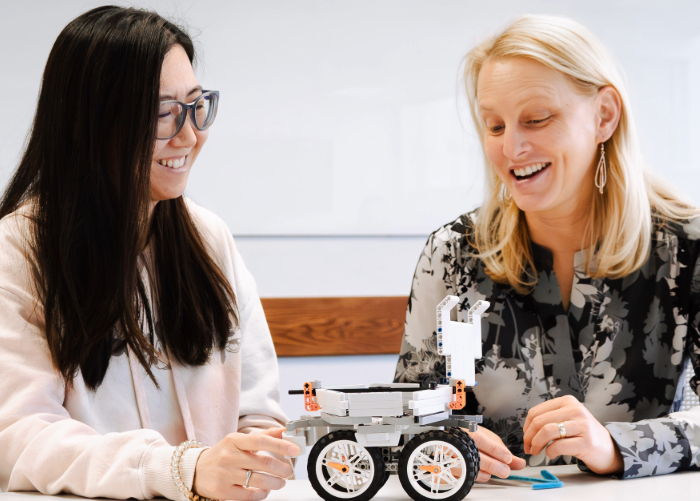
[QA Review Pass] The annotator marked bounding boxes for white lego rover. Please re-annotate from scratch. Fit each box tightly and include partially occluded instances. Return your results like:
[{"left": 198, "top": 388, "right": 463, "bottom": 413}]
[{"left": 283, "top": 296, "right": 489, "bottom": 501}]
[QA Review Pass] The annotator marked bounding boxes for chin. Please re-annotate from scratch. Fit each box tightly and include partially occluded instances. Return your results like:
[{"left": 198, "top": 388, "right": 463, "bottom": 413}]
[
  {"left": 512, "top": 195, "right": 556, "bottom": 213},
  {"left": 152, "top": 190, "right": 186, "bottom": 203}
]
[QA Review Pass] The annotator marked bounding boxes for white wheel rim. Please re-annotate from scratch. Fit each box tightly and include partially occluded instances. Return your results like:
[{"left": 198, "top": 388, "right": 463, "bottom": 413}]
[
  {"left": 406, "top": 439, "right": 467, "bottom": 499},
  {"left": 315, "top": 438, "right": 376, "bottom": 499}
]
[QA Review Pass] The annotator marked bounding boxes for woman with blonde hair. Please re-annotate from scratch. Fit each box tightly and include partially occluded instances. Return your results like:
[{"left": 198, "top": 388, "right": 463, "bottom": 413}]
[{"left": 395, "top": 14, "right": 700, "bottom": 482}]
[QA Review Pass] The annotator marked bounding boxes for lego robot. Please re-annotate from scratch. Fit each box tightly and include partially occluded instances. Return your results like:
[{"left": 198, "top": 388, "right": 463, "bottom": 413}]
[{"left": 283, "top": 296, "right": 489, "bottom": 501}]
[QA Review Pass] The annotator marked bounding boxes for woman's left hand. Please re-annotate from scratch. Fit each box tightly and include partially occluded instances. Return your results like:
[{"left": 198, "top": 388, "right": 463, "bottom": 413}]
[{"left": 522, "top": 395, "right": 624, "bottom": 475}]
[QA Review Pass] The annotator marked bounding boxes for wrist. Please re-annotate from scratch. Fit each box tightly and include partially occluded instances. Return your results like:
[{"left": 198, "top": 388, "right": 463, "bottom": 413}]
[
  {"left": 585, "top": 438, "right": 624, "bottom": 475},
  {"left": 173, "top": 440, "right": 217, "bottom": 501},
  {"left": 609, "top": 442, "right": 624, "bottom": 474}
]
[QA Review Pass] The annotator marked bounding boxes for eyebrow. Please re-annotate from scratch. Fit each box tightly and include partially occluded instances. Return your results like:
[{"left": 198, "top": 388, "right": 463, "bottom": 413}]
[
  {"left": 479, "top": 95, "right": 556, "bottom": 115},
  {"left": 159, "top": 85, "right": 203, "bottom": 101}
]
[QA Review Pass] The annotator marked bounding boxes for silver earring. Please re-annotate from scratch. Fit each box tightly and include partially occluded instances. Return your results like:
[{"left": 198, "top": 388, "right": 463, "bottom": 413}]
[
  {"left": 501, "top": 184, "right": 512, "bottom": 202},
  {"left": 595, "top": 143, "right": 607, "bottom": 194}
]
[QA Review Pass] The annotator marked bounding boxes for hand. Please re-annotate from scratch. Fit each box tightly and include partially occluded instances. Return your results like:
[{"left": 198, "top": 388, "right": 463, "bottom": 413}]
[
  {"left": 522, "top": 395, "right": 624, "bottom": 475},
  {"left": 465, "top": 426, "right": 526, "bottom": 482},
  {"left": 193, "top": 427, "right": 300, "bottom": 500}
]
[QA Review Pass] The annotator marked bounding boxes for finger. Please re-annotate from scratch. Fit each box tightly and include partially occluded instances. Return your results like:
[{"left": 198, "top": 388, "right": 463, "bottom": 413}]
[
  {"left": 542, "top": 436, "right": 587, "bottom": 460},
  {"left": 523, "top": 408, "right": 577, "bottom": 454},
  {"left": 523, "top": 395, "right": 579, "bottom": 434},
  {"left": 530, "top": 420, "right": 581, "bottom": 457},
  {"left": 235, "top": 470, "right": 286, "bottom": 491},
  {"left": 230, "top": 433, "right": 300, "bottom": 457},
  {"left": 476, "top": 471, "right": 491, "bottom": 483},
  {"left": 231, "top": 452, "right": 294, "bottom": 479},
  {"left": 226, "top": 485, "right": 270, "bottom": 501},
  {"left": 508, "top": 455, "right": 527, "bottom": 470},
  {"left": 466, "top": 426, "right": 505, "bottom": 446},
  {"left": 478, "top": 452, "right": 512, "bottom": 479},
  {"left": 259, "top": 427, "right": 286, "bottom": 440},
  {"left": 470, "top": 431, "right": 514, "bottom": 464}
]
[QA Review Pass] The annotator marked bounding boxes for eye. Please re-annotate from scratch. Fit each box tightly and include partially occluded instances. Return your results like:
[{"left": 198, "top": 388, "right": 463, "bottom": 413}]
[
  {"left": 486, "top": 124, "right": 504, "bottom": 134},
  {"left": 528, "top": 116, "right": 551, "bottom": 125}
]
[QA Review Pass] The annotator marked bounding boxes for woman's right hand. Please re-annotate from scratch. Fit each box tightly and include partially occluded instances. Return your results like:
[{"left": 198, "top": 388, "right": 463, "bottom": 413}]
[
  {"left": 467, "top": 426, "right": 526, "bottom": 482},
  {"left": 192, "top": 428, "right": 300, "bottom": 500}
]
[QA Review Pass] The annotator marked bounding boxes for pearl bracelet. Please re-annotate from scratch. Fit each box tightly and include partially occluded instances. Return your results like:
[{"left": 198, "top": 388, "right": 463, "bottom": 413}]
[{"left": 171, "top": 440, "right": 218, "bottom": 501}]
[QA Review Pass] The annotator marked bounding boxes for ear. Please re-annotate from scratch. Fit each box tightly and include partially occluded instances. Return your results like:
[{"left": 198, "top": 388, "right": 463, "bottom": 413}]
[{"left": 595, "top": 86, "right": 622, "bottom": 144}]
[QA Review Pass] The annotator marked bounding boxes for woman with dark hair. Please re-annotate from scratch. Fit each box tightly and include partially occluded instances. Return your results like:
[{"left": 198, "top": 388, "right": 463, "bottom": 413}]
[{"left": 0, "top": 6, "right": 298, "bottom": 501}]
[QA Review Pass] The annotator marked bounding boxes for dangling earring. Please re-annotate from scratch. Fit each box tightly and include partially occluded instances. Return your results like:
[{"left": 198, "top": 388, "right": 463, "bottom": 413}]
[
  {"left": 595, "top": 143, "right": 607, "bottom": 195},
  {"left": 501, "top": 184, "right": 512, "bottom": 202}
]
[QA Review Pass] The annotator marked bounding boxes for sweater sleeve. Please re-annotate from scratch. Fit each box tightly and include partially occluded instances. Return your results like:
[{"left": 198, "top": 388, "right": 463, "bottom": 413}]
[
  {"left": 0, "top": 213, "right": 202, "bottom": 500},
  {"left": 222, "top": 227, "right": 288, "bottom": 434},
  {"left": 393, "top": 231, "right": 455, "bottom": 385},
  {"left": 601, "top": 249, "right": 700, "bottom": 479}
]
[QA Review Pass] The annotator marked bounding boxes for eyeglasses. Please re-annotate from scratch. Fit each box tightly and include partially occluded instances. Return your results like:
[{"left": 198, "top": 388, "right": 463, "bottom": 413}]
[{"left": 157, "top": 90, "right": 219, "bottom": 140}]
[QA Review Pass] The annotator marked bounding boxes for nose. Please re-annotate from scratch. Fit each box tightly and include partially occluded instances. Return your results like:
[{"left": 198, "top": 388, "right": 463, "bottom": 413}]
[
  {"left": 502, "top": 124, "right": 532, "bottom": 161},
  {"left": 170, "top": 113, "right": 197, "bottom": 149}
]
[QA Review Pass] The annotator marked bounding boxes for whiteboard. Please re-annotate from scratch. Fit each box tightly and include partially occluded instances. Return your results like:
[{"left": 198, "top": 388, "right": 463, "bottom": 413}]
[{"left": 2, "top": 0, "right": 700, "bottom": 235}]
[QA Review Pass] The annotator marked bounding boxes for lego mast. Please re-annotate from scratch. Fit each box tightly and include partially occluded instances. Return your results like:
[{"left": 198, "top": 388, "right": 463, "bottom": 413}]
[{"left": 436, "top": 296, "right": 489, "bottom": 386}]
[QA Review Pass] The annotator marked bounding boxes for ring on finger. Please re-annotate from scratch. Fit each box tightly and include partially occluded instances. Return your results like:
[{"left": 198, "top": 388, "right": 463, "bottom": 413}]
[
  {"left": 244, "top": 470, "right": 253, "bottom": 489},
  {"left": 557, "top": 422, "right": 566, "bottom": 439}
]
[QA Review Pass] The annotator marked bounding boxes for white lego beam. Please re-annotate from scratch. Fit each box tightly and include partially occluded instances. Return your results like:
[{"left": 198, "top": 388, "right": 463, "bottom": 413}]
[{"left": 436, "top": 295, "right": 489, "bottom": 386}]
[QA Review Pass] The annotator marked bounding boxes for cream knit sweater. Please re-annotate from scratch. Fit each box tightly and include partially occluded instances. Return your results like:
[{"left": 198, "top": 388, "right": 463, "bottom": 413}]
[{"left": 0, "top": 199, "right": 287, "bottom": 499}]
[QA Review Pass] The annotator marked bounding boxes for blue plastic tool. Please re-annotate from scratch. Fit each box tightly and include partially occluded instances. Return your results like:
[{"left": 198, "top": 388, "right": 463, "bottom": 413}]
[{"left": 504, "top": 469, "right": 563, "bottom": 489}]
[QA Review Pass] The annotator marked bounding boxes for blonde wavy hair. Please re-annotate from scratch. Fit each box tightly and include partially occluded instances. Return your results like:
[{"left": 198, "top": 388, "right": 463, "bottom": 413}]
[{"left": 464, "top": 14, "right": 698, "bottom": 293}]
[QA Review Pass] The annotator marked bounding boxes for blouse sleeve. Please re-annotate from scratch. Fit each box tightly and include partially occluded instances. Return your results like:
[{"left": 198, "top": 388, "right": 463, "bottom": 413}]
[
  {"left": 394, "top": 230, "right": 458, "bottom": 385},
  {"left": 601, "top": 250, "right": 700, "bottom": 478}
]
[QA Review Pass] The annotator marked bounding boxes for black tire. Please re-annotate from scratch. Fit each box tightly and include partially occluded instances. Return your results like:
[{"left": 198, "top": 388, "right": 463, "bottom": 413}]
[
  {"left": 398, "top": 428, "right": 479, "bottom": 501},
  {"left": 380, "top": 470, "right": 391, "bottom": 488},
  {"left": 448, "top": 427, "right": 480, "bottom": 479},
  {"left": 307, "top": 430, "right": 386, "bottom": 501}
]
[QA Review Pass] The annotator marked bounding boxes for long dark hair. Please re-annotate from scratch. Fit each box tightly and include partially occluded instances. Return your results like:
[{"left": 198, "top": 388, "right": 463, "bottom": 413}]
[{"left": 0, "top": 6, "right": 238, "bottom": 390}]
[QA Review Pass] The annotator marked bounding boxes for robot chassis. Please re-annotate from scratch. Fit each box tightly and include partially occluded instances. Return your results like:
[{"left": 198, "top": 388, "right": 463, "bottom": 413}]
[{"left": 283, "top": 296, "right": 489, "bottom": 501}]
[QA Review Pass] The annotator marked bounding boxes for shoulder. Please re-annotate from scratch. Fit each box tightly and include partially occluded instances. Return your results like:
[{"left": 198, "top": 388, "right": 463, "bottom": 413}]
[
  {"left": 423, "top": 209, "right": 478, "bottom": 257},
  {"left": 674, "top": 216, "right": 700, "bottom": 242},
  {"left": 184, "top": 197, "right": 236, "bottom": 260},
  {"left": 653, "top": 214, "right": 700, "bottom": 253},
  {"left": 185, "top": 197, "right": 230, "bottom": 240},
  {"left": 0, "top": 203, "right": 38, "bottom": 301},
  {"left": 0, "top": 203, "right": 35, "bottom": 259},
  {"left": 183, "top": 197, "right": 258, "bottom": 299}
]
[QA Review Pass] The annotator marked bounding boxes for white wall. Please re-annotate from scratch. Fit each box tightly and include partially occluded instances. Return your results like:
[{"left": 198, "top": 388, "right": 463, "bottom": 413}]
[{"left": 4, "top": 0, "right": 700, "bottom": 478}]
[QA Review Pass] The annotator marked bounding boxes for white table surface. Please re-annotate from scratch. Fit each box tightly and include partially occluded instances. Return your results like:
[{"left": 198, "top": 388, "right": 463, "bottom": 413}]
[{"left": 2, "top": 465, "right": 699, "bottom": 501}]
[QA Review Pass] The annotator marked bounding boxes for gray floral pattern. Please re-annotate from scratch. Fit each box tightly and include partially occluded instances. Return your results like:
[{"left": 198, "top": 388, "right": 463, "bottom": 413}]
[{"left": 394, "top": 211, "right": 700, "bottom": 478}]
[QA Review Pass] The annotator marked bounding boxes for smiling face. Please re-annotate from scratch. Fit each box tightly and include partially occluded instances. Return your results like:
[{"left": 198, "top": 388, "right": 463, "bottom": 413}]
[
  {"left": 151, "top": 44, "right": 208, "bottom": 208},
  {"left": 477, "top": 57, "right": 605, "bottom": 218}
]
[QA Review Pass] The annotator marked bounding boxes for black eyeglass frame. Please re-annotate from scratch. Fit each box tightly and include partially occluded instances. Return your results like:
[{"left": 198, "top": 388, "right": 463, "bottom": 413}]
[{"left": 156, "top": 90, "right": 220, "bottom": 140}]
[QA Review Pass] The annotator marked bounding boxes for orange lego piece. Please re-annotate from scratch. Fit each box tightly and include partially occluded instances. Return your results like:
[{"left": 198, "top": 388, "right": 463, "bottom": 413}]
[
  {"left": 303, "top": 381, "right": 321, "bottom": 412},
  {"left": 418, "top": 465, "right": 442, "bottom": 474},
  {"left": 326, "top": 462, "right": 350, "bottom": 473},
  {"left": 448, "top": 379, "right": 466, "bottom": 410}
]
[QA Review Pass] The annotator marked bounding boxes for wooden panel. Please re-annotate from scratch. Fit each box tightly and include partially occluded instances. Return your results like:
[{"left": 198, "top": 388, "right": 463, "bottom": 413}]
[{"left": 261, "top": 297, "right": 408, "bottom": 357}]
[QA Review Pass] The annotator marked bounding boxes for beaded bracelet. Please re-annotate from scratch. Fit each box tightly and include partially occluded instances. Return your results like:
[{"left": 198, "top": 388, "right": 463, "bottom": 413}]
[{"left": 171, "top": 440, "right": 219, "bottom": 501}]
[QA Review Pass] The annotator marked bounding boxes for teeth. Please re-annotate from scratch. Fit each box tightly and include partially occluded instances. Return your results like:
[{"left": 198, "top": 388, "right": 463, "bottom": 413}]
[
  {"left": 157, "top": 156, "right": 186, "bottom": 168},
  {"left": 514, "top": 162, "right": 548, "bottom": 178}
]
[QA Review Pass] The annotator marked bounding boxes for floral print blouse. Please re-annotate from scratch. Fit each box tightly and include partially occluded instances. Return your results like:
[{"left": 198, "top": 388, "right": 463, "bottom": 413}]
[{"left": 394, "top": 211, "right": 700, "bottom": 478}]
